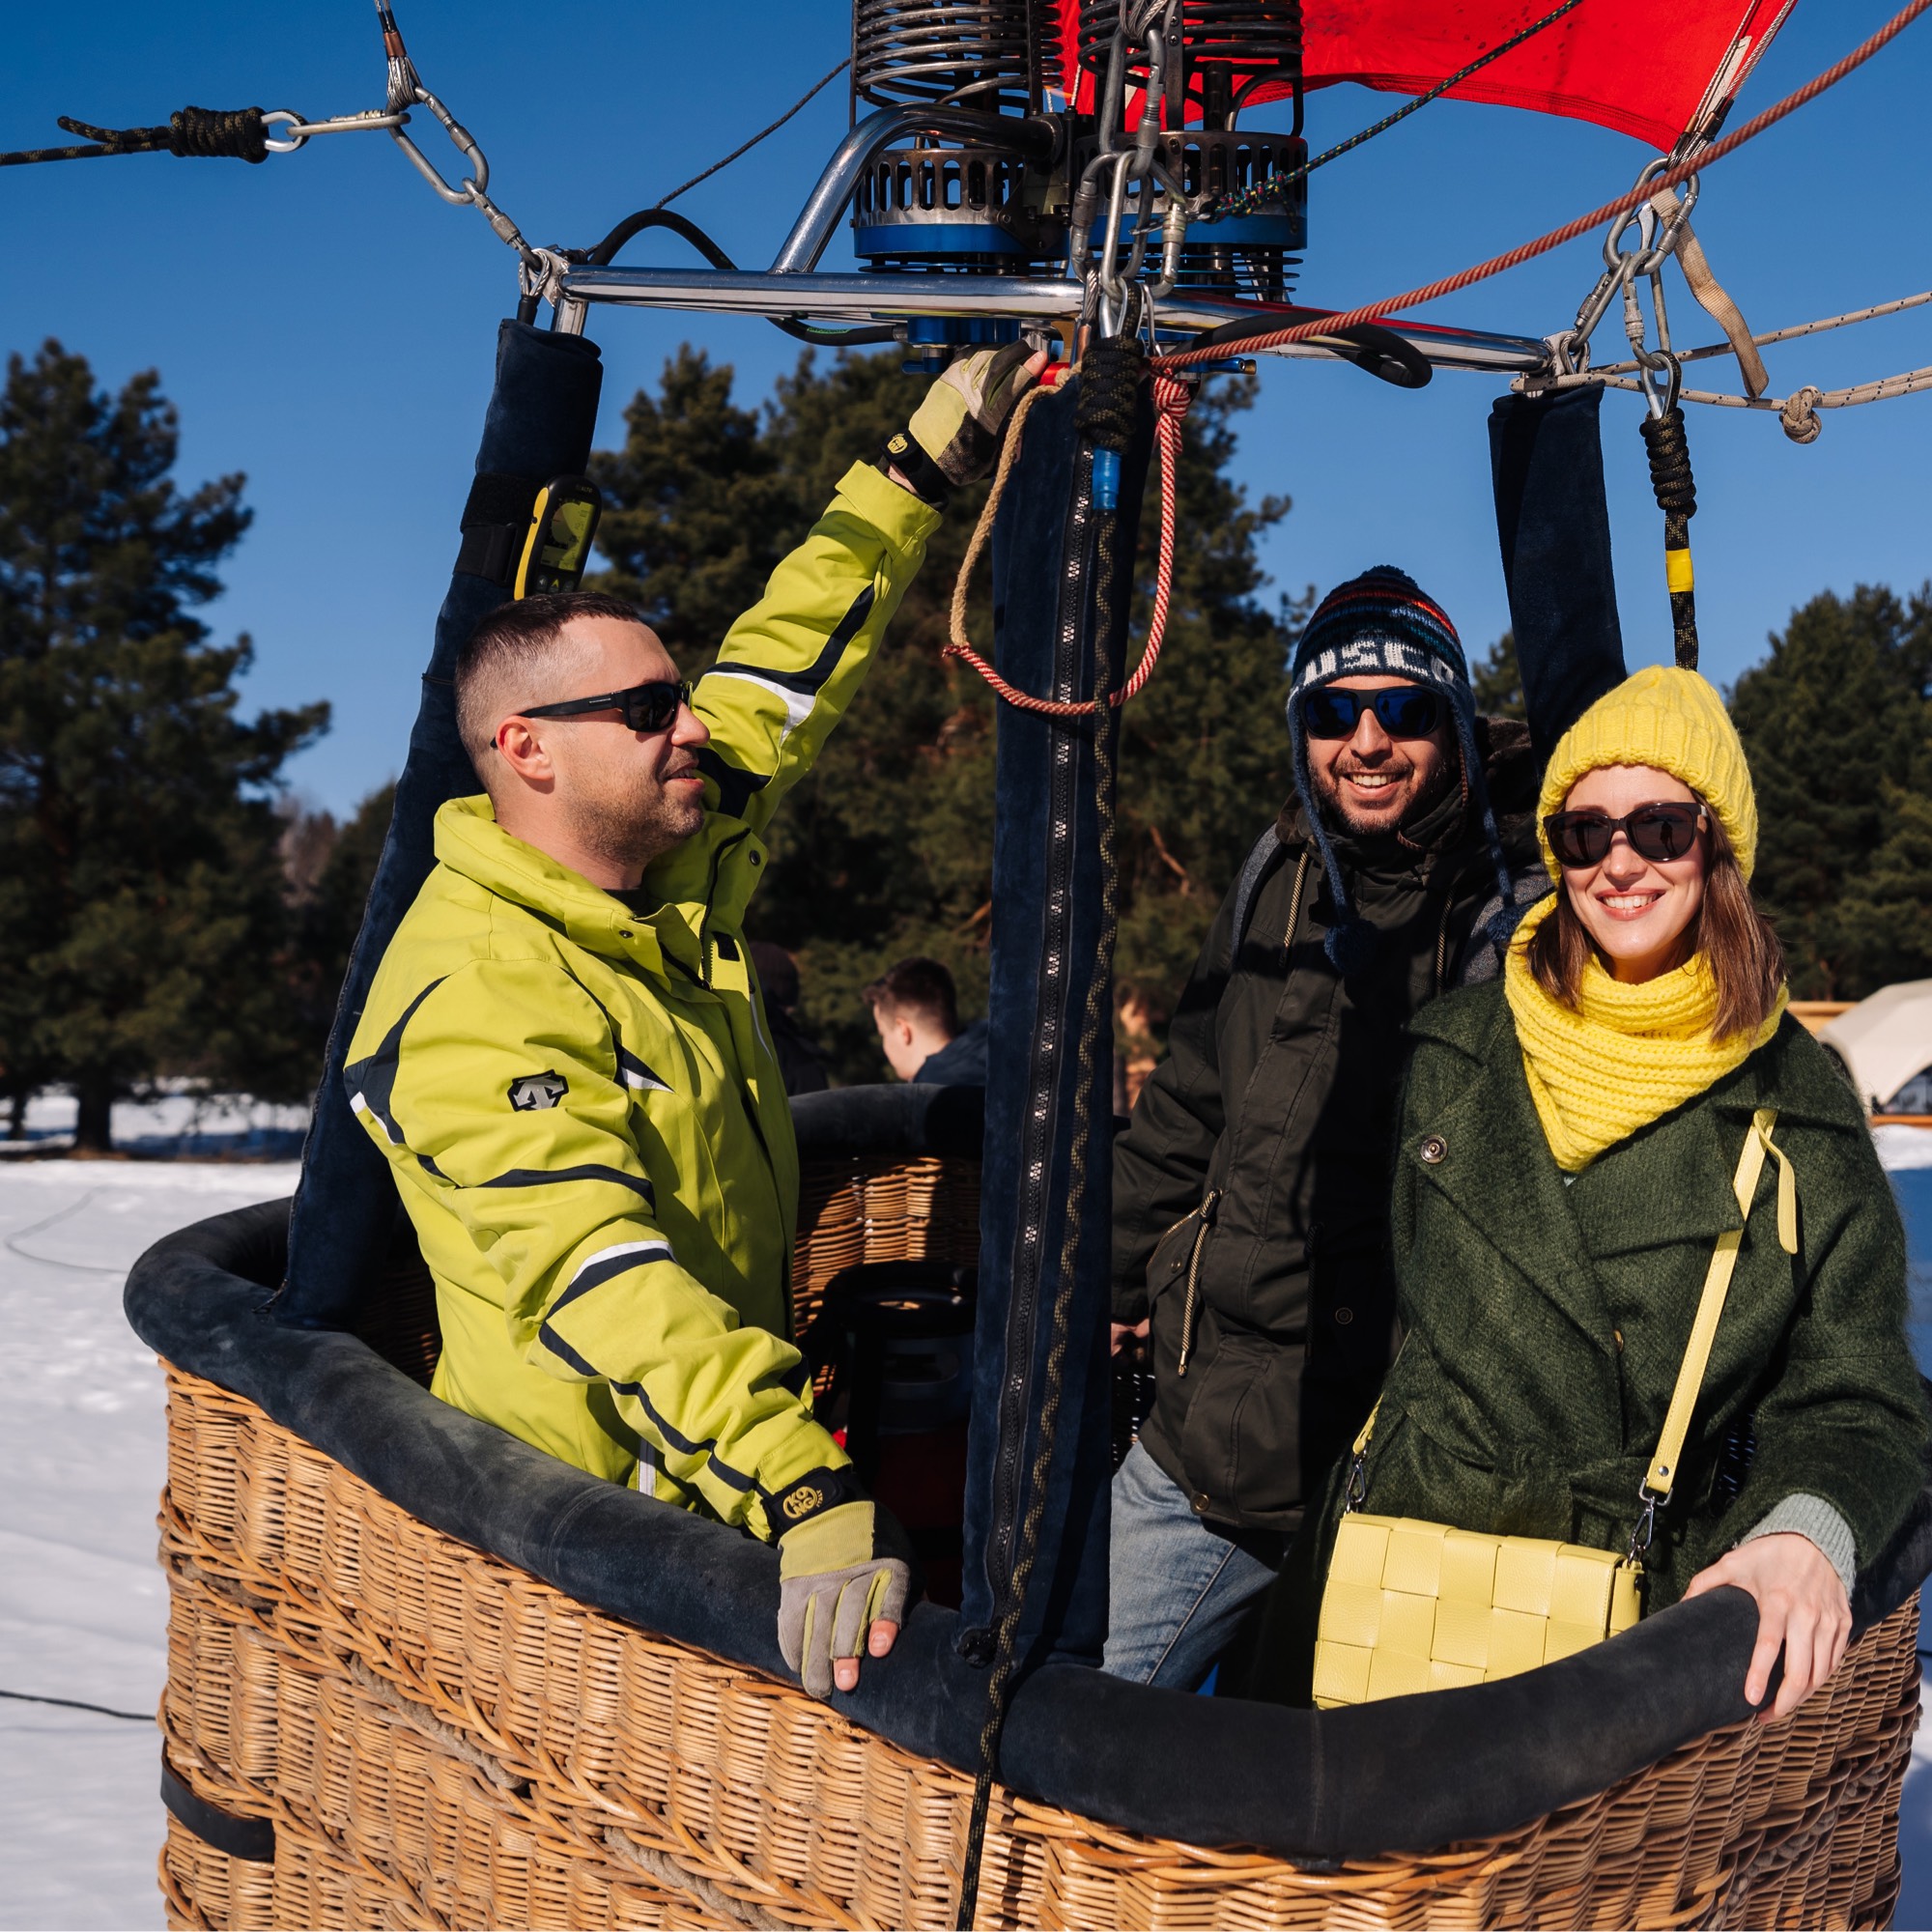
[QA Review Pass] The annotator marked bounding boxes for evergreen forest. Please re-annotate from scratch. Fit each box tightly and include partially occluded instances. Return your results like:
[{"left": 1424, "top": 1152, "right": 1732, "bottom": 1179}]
[{"left": 3, "top": 338, "right": 1930, "bottom": 1142}]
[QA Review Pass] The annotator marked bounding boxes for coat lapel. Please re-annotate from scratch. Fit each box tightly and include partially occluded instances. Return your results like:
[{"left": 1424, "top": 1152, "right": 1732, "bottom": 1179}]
[{"left": 1405, "top": 996, "right": 1618, "bottom": 1353}]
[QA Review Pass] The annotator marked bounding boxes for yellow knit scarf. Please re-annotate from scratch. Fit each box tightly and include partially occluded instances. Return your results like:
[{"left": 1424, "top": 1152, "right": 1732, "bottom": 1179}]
[{"left": 1503, "top": 895, "right": 1788, "bottom": 1172}]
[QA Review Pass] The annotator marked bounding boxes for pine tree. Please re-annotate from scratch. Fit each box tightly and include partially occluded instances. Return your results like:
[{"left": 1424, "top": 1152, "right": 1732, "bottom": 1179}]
[
  {"left": 281, "top": 781, "right": 397, "bottom": 1061},
  {"left": 1830, "top": 777, "right": 1932, "bottom": 998},
  {"left": 1728, "top": 584, "right": 1932, "bottom": 998},
  {"left": 0, "top": 342, "right": 328, "bottom": 1151},
  {"left": 1471, "top": 631, "right": 1525, "bottom": 719},
  {"left": 591, "top": 347, "right": 1296, "bottom": 1080}
]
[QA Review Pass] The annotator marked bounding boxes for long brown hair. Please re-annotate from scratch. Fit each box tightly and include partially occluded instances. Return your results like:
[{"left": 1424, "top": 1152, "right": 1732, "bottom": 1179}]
[{"left": 1528, "top": 804, "right": 1785, "bottom": 1039}]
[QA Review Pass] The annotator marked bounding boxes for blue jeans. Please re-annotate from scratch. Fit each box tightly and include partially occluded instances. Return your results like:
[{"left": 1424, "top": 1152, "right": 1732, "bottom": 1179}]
[{"left": 1102, "top": 1441, "right": 1283, "bottom": 1690}]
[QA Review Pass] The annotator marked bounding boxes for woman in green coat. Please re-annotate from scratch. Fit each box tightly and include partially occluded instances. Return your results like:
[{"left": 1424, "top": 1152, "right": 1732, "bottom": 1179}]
[{"left": 1250, "top": 665, "right": 1927, "bottom": 1719}]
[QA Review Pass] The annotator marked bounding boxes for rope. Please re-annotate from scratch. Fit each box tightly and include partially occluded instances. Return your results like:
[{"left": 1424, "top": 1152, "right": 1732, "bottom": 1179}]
[
  {"left": 0, "top": 105, "right": 268, "bottom": 169},
  {"left": 947, "top": 373, "right": 1191, "bottom": 716},
  {"left": 1544, "top": 362, "right": 1932, "bottom": 436},
  {"left": 1638, "top": 407, "right": 1699, "bottom": 668},
  {"left": 1156, "top": 0, "right": 1932, "bottom": 373},
  {"left": 1204, "top": 0, "right": 1585, "bottom": 220},
  {"left": 654, "top": 59, "right": 850, "bottom": 210},
  {"left": 1591, "top": 287, "right": 1932, "bottom": 375},
  {"left": 953, "top": 357, "right": 1138, "bottom": 1930}
]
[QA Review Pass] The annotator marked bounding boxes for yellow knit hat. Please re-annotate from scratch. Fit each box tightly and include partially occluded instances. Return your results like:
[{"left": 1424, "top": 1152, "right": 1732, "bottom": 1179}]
[{"left": 1537, "top": 665, "right": 1757, "bottom": 880}]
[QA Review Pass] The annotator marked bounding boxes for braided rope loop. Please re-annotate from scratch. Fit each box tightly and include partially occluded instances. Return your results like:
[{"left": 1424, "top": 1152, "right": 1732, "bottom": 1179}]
[{"left": 946, "top": 368, "right": 1191, "bottom": 718}]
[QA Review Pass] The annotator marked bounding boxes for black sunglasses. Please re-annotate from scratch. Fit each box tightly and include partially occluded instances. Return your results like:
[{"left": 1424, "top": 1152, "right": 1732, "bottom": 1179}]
[
  {"left": 1302, "top": 686, "right": 1447, "bottom": 740},
  {"left": 517, "top": 678, "right": 693, "bottom": 735},
  {"left": 1545, "top": 802, "right": 1707, "bottom": 870}
]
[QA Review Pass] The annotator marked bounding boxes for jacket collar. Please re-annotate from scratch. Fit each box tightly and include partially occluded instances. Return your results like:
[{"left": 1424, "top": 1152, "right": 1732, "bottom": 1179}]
[
  {"left": 433, "top": 795, "right": 672, "bottom": 976},
  {"left": 1409, "top": 998, "right": 1844, "bottom": 1264}
]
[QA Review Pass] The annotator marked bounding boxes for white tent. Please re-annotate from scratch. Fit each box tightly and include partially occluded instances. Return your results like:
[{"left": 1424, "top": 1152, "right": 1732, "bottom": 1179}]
[{"left": 1817, "top": 980, "right": 1932, "bottom": 1116}]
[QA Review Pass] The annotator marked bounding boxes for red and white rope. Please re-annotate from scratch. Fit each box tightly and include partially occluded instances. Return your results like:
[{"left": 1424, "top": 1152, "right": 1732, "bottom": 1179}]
[{"left": 945, "top": 371, "right": 1193, "bottom": 719}]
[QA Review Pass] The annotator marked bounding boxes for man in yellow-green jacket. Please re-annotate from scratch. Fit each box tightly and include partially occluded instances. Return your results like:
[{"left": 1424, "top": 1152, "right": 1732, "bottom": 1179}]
[{"left": 346, "top": 345, "right": 1041, "bottom": 1697}]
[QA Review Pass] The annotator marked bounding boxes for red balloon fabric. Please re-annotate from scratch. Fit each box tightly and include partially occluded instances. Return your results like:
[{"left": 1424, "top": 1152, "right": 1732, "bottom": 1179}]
[{"left": 1056, "top": 0, "right": 1796, "bottom": 153}]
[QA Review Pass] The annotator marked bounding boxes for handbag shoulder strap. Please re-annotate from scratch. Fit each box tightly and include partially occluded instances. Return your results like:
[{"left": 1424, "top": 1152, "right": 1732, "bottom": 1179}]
[{"left": 1642, "top": 1106, "right": 1797, "bottom": 1503}]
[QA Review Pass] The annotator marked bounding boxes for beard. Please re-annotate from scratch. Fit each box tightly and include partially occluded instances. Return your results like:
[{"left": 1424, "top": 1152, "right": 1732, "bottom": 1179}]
[
  {"left": 1311, "top": 749, "right": 1457, "bottom": 836},
  {"left": 563, "top": 755, "right": 707, "bottom": 878}
]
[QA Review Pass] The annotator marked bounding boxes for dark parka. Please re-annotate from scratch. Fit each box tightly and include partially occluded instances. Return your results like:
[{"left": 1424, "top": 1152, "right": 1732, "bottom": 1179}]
[
  {"left": 1298, "top": 984, "right": 1927, "bottom": 1617},
  {"left": 1114, "top": 719, "right": 1542, "bottom": 1535}
]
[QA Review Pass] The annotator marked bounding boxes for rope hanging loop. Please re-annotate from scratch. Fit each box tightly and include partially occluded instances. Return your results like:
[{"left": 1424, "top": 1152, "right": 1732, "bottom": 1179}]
[
  {"left": 1638, "top": 403, "right": 1701, "bottom": 669},
  {"left": 944, "top": 347, "right": 1194, "bottom": 720}
]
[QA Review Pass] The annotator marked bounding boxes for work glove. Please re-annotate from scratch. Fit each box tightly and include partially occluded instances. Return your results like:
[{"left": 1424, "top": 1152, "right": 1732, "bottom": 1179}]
[
  {"left": 774, "top": 1474, "right": 913, "bottom": 1700},
  {"left": 883, "top": 340, "right": 1045, "bottom": 501}
]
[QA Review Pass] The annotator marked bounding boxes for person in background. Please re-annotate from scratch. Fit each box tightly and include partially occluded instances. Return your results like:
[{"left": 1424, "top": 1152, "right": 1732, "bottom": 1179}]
[
  {"left": 1245, "top": 665, "right": 1928, "bottom": 1715},
  {"left": 747, "top": 941, "right": 829, "bottom": 1096},
  {"left": 864, "top": 956, "right": 988, "bottom": 1085}
]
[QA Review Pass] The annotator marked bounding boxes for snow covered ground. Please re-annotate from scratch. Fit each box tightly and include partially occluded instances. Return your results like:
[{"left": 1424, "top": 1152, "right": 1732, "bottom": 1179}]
[
  {"left": 1, "top": 1122, "right": 1930, "bottom": 1929},
  {"left": 0, "top": 1153, "right": 299, "bottom": 1931}
]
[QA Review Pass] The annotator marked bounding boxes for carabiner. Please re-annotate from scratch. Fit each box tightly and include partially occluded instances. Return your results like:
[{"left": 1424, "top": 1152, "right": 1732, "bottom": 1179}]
[
  {"left": 388, "top": 86, "right": 489, "bottom": 206},
  {"left": 259, "top": 106, "right": 407, "bottom": 155}
]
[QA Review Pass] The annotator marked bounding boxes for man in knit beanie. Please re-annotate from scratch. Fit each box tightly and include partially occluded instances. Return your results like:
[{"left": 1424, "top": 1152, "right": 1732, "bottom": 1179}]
[{"left": 1105, "top": 565, "right": 1573, "bottom": 1691}]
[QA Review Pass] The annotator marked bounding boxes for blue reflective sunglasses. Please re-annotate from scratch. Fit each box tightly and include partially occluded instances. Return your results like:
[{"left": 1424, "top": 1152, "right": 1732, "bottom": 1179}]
[{"left": 1302, "top": 685, "right": 1447, "bottom": 740}]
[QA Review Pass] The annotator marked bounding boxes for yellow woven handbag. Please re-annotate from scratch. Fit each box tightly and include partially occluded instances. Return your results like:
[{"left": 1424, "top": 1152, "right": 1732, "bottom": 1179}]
[{"left": 1312, "top": 1108, "right": 1795, "bottom": 1709}]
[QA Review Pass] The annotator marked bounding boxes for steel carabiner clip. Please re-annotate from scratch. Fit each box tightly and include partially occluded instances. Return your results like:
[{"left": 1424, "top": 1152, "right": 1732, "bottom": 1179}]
[{"left": 388, "top": 86, "right": 489, "bottom": 206}]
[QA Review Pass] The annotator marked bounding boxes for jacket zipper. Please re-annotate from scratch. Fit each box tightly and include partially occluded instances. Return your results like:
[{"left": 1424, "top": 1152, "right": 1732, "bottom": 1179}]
[
  {"left": 1175, "top": 1187, "right": 1222, "bottom": 1378},
  {"left": 1175, "top": 848, "right": 1302, "bottom": 1378}
]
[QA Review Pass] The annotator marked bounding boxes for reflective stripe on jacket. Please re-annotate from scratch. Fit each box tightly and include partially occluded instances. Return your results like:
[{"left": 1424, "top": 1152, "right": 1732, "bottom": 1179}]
[{"left": 345, "top": 462, "right": 938, "bottom": 1539}]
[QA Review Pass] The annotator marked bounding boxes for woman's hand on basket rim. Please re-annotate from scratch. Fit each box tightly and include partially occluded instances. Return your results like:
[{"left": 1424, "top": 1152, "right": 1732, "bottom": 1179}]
[{"left": 1683, "top": 1532, "right": 1852, "bottom": 1720}]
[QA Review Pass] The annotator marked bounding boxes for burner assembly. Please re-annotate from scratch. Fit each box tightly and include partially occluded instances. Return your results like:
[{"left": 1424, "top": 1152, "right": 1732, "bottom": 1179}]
[{"left": 555, "top": 1, "right": 1550, "bottom": 380}]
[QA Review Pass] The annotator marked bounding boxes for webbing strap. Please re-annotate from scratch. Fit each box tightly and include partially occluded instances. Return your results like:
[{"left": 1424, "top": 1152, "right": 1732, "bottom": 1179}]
[
  {"left": 1649, "top": 186, "right": 1771, "bottom": 401},
  {"left": 1645, "top": 1108, "right": 1796, "bottom": 1499}
]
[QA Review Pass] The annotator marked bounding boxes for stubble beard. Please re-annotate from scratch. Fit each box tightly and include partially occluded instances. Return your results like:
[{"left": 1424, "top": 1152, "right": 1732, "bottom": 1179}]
[
  {"left": 567, "top": 768, "right": 706, "bottom": 879},
  {"left": 1312, "top": 754, "right": 1456, "bottom": 838}
]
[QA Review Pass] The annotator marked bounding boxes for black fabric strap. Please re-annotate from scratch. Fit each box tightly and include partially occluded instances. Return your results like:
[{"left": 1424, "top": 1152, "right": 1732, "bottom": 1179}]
[
  {"left": 455, "top": 470, "right": 541, "bottom": 586},
  {"left": 161, "top": 1755, "right": 275, "bottom": 1862},
  {"left": 877, "top": 433, "right": 952, "bottom": 510}
]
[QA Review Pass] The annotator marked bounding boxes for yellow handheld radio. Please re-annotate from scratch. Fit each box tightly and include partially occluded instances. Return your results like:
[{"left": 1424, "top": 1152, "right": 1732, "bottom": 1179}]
[{"left": 513, "top": 475, "right": 604, "bottom": 599}]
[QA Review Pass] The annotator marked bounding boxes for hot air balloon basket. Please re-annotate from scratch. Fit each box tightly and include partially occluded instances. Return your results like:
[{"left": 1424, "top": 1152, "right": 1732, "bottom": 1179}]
[{"left": 152, "top": 1153, "right": 1919, "bottom": 1930}]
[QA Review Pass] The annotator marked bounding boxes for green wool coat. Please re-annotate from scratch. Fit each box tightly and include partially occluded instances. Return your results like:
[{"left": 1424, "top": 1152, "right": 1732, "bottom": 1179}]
[{"left": 1247, "top": 981, "right": 1926, "bottom": 1700}]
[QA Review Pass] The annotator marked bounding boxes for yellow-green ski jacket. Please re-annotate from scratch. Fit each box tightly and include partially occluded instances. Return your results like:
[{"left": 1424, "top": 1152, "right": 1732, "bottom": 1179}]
[{"left": 345, "top": 462, "right": 939, "bottom": 1540}]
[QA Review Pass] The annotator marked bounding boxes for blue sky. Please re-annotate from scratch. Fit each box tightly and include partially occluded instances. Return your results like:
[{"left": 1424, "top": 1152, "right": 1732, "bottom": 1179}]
[{"left": 3, "top": 2, "right": 1928, "bottom": 815}]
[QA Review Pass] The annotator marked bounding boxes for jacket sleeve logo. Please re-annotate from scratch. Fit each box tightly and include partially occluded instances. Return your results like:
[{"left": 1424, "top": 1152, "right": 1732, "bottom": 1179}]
[
  {"left": 781, "top": 1484, "right": 824, "bottom": 1521},
  {"left": 507, "top": 1070, "right": 570, "bottom": 1111}
]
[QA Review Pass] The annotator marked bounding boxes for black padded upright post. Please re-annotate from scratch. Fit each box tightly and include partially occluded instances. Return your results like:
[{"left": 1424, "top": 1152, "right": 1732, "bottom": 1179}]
[
  {"left": 278, "top": 321, "right": 604, "bottom": 1329},
  {"left": 955, "top": 374, "right": 1152, "bottom": 1682},
  {"left": 1489, "top": 384, "right": 1628, "bottom": 765}
]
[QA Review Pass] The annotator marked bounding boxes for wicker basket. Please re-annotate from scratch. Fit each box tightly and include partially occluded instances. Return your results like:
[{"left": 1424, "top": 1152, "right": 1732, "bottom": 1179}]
[{"left": 151, "top": 1150, "right": 1921, "bottom": 1930}]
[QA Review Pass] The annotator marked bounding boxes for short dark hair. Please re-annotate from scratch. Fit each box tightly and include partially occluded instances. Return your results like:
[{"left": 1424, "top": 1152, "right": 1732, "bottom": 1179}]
[
  {"left": 1528, "top": 804, "right": 1785, "bottom": 1040},
  {"left": 454, "top": 591, "right": 651, "bottom": 768},
  {"left": 863, "top": 956, "right": 959, "bottom": 1037}
]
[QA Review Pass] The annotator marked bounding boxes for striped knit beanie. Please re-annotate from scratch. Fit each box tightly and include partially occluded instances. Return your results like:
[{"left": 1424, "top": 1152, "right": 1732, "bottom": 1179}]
[{"left": 1287, "top": 566, "right": 1514, "bottom": 974}]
